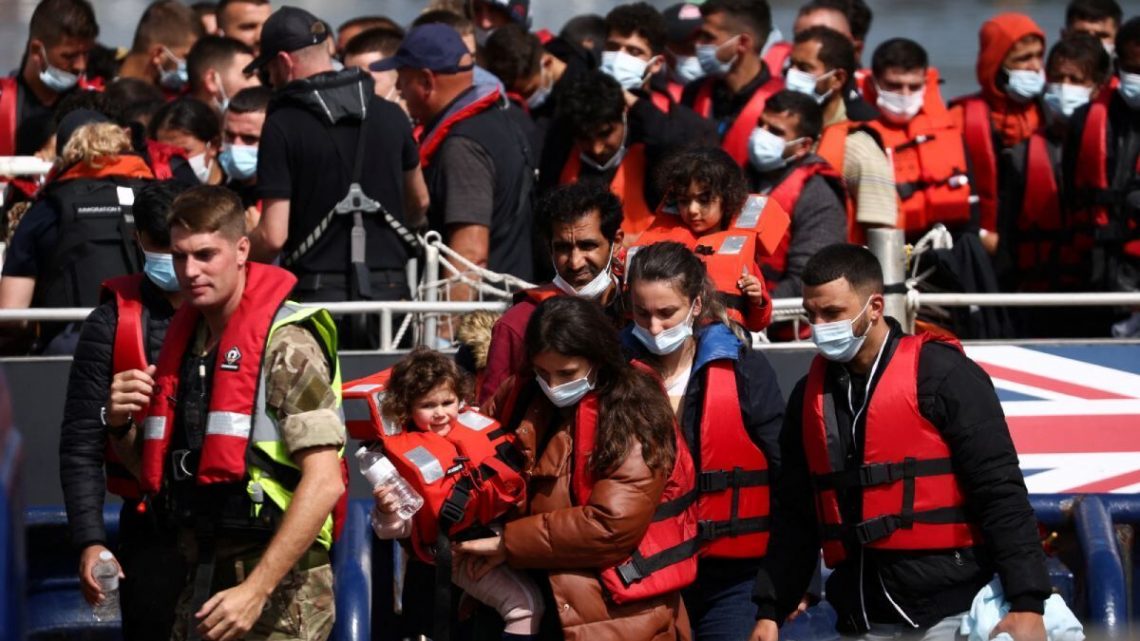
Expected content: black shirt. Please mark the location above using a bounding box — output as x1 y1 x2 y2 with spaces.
754 320 1050 630
15 75 61 156
258 70 420 274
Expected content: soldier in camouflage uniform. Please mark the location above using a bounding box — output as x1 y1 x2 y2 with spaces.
107 186 344 641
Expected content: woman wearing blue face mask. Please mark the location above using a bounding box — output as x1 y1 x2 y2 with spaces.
456 295 696 641
621 241 785 641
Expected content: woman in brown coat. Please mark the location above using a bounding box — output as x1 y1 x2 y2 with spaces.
455 296 691 641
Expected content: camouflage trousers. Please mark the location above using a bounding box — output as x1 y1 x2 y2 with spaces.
169 532 335 641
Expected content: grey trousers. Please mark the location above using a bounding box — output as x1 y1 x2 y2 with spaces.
843 613 966 640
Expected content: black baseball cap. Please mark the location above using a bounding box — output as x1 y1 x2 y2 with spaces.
370 24 474 74
242 6 330 74
664 3 705 44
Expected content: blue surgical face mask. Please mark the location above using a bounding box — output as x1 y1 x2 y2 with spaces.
1004 67 1045 102
218 143 258 181
811 297 872 362
527 68 553 110
38 45 79 93
785 67 836 104
1043 82 1091 118
536 368 594 408
632 303 695 355
160 47 188 91
670 55 705 85
748 127 805 173
696 35 739 77
143 250 180 292
601 50 654 91
1119 71 1140 110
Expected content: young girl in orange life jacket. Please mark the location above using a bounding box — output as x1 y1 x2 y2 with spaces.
631 147 788 332
370 349 544 641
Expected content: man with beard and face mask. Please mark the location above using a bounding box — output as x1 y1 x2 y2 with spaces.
997 34 1109 303
117 0 205 98
186 36 261 113
950 13 1047 256
378 24 534 291
864 39 980 242
478 182 624 404
746 90 847 299
749 243 1050 641
1065 17 1140 324
247 6 430 349
219 86 273 221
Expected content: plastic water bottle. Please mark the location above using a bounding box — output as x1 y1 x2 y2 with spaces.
91 550 120 622
356 446 424 520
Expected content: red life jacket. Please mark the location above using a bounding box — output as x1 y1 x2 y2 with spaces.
514 283 564 305
762 159 848 292
1074 93 1140 259
0 77 17 158
817 122 875 244
559 142 655 241
100 274 149 499
1014 131 1088 289
380 411 527 563
692 75 785 166
762 42 792 76
140 263 298 494
665 81 684 105
696 361 770 558
691 231 759 328
567 384 699 604
951 95 999 233
801 333 980 568
144 140 186 181
651 90 672 114
866 69 974 235
419 88 504 169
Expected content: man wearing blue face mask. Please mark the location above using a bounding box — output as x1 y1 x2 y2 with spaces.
681 0 785 167
1065 17 1140 311
996 34 1109 304
750 243 1050 641
219 86 272 227
479 183 625 405
117 0 205 97
60 180 188 641
745 90 847 300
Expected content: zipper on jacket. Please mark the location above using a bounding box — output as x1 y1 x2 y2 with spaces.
876 564 918 628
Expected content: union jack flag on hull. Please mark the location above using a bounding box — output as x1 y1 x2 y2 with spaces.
966 344 1140 494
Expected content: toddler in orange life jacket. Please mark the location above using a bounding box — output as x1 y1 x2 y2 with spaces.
370 349 543 641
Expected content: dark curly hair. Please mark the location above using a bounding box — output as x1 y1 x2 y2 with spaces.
556 70 626 140
657 147 749 231
380 348 472 429
604 2 667 55
537 182 624 245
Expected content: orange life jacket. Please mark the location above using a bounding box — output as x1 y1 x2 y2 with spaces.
696 361 770 558
761 159 848 292
100 275 149 499
692 231 759 327
801 333 980 568
692 75 785 166
380 411 527 563
560 142 655 241
866 69 974 235
500 371 699 604
1074 92 1140 259
951 95 1000 233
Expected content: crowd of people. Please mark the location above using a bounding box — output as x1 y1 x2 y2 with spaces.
10 0 1132 639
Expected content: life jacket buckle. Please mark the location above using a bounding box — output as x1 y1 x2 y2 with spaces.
853 514 900 545
698 471 728 493
171 449 196 482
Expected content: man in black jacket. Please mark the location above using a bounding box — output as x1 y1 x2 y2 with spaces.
59 180 186 640
750 244 1049 641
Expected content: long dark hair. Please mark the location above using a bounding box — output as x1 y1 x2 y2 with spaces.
525 296 676 476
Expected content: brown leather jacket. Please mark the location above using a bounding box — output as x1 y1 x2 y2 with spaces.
492 382 691 641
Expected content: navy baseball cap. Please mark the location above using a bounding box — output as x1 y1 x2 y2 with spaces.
243 6 330 74
370 24 475 74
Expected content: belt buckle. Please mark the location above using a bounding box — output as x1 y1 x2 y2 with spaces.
172 449 195 481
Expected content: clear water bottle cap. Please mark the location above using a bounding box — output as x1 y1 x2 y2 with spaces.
98 550 113 561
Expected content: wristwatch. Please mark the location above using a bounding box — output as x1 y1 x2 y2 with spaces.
101 406 134 439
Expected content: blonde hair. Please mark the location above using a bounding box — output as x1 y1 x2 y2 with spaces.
60 122 132 169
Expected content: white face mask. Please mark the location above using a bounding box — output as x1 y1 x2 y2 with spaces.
632 303 696 356
1004 67 1046 102
1119 70 1140 110
875 82 925 123
38 45 79 92
551 251 614 300
536 368 594 408
601 50 655 91
580 114 629 172
527 68 553 109
785 67 836 104
188 150 212 184
1043 82 1091 118
670 55 705 85
747 127 805 173
811 297 872 362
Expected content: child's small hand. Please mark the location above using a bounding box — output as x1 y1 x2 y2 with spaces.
372 485 401 514
737 268 766 306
